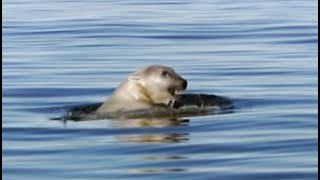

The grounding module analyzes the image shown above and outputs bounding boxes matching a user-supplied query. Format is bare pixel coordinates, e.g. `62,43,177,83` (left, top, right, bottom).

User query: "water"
2,0,318,179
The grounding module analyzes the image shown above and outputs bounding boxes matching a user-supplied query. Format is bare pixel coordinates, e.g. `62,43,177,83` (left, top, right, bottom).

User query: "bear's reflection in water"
113,117,189,174
114,117,189,143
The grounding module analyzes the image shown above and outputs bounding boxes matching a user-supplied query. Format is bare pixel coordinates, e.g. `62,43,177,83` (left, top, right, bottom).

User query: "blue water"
2,0,318,179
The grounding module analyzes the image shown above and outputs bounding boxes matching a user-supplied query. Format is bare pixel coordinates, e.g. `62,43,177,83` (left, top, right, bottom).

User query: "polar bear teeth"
175,90,183,95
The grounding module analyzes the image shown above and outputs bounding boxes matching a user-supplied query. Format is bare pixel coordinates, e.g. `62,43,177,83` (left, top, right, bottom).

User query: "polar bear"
96,65,187,115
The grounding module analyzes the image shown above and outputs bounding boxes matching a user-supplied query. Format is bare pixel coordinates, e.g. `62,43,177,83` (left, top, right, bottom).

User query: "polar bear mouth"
168,86,186,97
175,90,184,95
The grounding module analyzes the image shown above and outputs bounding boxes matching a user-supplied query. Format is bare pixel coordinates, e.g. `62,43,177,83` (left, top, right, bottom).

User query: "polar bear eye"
161,71,170,78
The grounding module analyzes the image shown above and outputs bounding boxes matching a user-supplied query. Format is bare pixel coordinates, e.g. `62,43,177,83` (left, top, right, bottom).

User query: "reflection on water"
116,118,189,174
118,133,188,143
130,168,186,175
114,118,189,128
115,118,189,143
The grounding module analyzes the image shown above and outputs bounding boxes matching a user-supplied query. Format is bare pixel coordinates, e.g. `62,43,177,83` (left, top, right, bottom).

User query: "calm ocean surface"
2,0,318,179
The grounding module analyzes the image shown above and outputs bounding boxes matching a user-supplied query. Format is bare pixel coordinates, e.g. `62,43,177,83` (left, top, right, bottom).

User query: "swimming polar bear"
96,65,187,115
54,65,233,121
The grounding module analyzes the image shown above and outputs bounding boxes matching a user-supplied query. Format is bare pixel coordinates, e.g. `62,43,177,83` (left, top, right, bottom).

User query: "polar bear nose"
181,79,188,90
